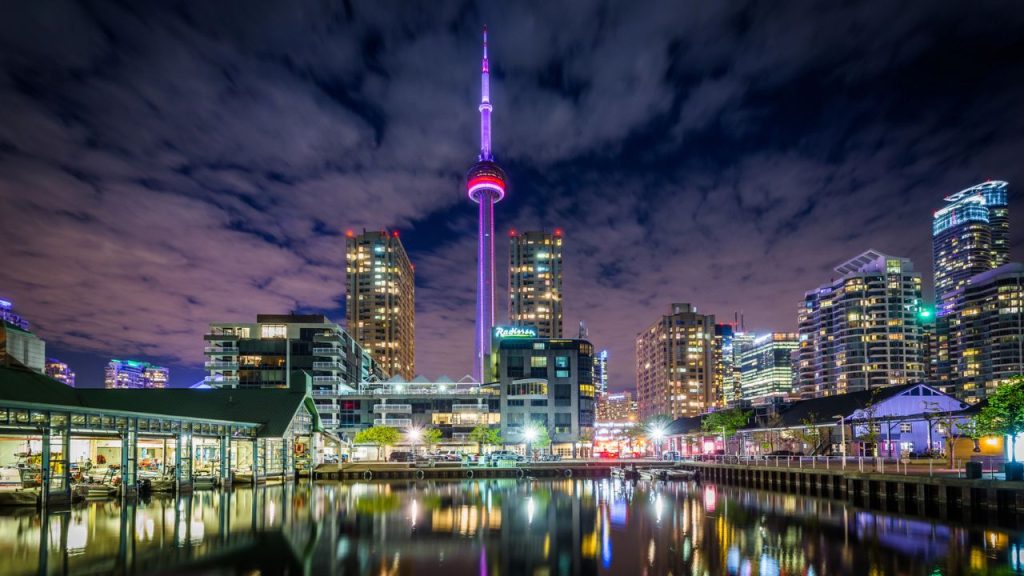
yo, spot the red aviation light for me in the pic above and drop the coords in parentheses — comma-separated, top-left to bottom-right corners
(553, 228, 563, 237)
(345, 229, 355, 238)
(392, 230, 399, 238)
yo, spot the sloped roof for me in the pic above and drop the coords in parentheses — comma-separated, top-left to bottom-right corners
(0, 366, 312, 437)
(762, 383, 925, 428)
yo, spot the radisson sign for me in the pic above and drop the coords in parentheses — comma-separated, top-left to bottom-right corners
(493, 326, 538, 339)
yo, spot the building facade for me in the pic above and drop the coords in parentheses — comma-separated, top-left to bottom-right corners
(0, 320, 45, 373)
(0, 299, 29, 331)
(45, 358, 75, 387)
(104, 359, 168, 389)
(493, 329, 595, 455)
(949, 263, 1024, 403)
(739, 333, 798, 404)
(797, 251, 926, 398)
(595, 391, 638, 423)
(509, 230, 564, 338)
(635, 303, 715, 419)
(933, 181, 1009, 316)
(330, 376, 500, 453)
(711, 324, 736, 408)
(345, 229, 415, 379)
(204, 314, 380, 402)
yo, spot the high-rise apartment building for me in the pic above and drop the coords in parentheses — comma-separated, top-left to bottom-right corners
(105, 359, 168, 389)
(509, 230, 564, 338)
(205, 314, 382, 430)
(593, 349, 608, 399)
(933, 181, 1010, 394)
(345, 229, 415, 379)
(739, 333, 799, 404)
(711, 324, 735, 408)
(797, 251, 926, 398)
(45, 358, 75, 387)
(635, 303, 715, 419)
(933, 181, 1009, 317)
(949, 263, 1024, 403)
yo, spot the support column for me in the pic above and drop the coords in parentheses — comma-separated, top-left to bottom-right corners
(220, 435, 231, 488)
(40, 432, 51, 509)
(251, 437, 259, 486)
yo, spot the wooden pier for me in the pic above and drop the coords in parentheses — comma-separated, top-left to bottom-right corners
(313, 460, 663, 482)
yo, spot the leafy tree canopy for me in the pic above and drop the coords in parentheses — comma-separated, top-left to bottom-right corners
(701, 409, 750, 437)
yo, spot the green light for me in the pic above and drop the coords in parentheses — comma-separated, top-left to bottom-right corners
(918, 308, 933, 320)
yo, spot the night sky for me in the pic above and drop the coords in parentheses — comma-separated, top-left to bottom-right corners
(2, 2, 1023, 390)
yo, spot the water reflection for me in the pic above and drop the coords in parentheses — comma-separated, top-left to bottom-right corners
(0, 479, 1021, 575)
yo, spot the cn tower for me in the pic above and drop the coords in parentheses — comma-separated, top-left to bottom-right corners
(467, 25, 507, 382)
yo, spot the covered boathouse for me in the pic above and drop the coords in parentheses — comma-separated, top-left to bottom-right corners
(0, 365, 321, 506)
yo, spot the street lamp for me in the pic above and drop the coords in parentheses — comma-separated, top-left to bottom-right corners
(524, 426, 538, 460)
(650, 425, 666, 459)
(406, 426, 423, 456)
(833, 415, 846, 470)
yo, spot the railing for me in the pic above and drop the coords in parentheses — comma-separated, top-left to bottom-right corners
(313, 347, 341, 356)
(689, 454, 960, 476)
(204, 361, 238, 369)
(373, 403, 412, 414)
(313, 361, 344, 371)
(204, 347, 239, 355)
(203, 376, 239, 383)
(313, 376, 343, 384)
(452, 404, 489, 413)
(373, 418, 412, 428)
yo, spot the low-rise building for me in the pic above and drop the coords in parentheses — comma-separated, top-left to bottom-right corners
(492, 327, 595, 456)
(0, 320, 45, 374)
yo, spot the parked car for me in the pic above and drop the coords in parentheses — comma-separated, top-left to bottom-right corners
(388, 451, 415, 463)
(662, 451, 681, 461)
(435, 450, 462, 462)
(486, 450, 524, 464)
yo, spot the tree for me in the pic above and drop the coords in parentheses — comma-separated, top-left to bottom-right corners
(469, 424, 502, 455)
(854, 388, 883, 457)
(422, 428, 443, 452)
(701, 409, 751, 455)
(793, 412, 823, 455)
(977, 376, 1024, 462)
(353, 426, 401, 460)
(533, 427, 552, 452)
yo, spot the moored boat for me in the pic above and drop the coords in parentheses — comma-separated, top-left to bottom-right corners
(0, 489, 39, 507)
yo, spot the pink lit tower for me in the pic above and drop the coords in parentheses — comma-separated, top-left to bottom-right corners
(467, 26, 507, 382)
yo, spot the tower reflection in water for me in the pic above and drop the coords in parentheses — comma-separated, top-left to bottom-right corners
(0, 479, 1020, 575)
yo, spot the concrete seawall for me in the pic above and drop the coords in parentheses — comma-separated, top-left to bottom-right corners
(678, 461, 1024, 525)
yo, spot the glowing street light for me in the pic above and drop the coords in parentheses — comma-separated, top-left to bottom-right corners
(524, 426, 539, 461)
(648, 423, 668, 458)
(406, 426, 423, 455)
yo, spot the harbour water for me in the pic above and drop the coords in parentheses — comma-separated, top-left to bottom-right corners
(0, 478, 1020, 575)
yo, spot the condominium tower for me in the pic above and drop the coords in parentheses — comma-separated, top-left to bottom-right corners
(797, 251, 926, 398)
(345, 229, 415, 379)
(948, 263, 1024, 403)
(635, 303, 715, 419)
(509, 230, 564, 338)
(739, 333, 799, 404)
(105, 359, 168, 389)
(45, 358, 75, 387)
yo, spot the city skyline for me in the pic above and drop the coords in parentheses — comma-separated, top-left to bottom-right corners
(1, 2, 1023, 389)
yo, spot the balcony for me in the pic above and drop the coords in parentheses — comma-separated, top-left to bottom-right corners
(313, 361, 344, 371)
(204, 332, 240, 341)
(373, 403, 412, 414)
(453, 404, 489, 413)
(311, 389, 337, 396)
(313, 347, 341, 356)
(313, 376, 343, 385)
(204, 347, 239, 355)
(204, 361, 239, 370)
(373, 418, 412, 428)
(204, 376, 239, 384)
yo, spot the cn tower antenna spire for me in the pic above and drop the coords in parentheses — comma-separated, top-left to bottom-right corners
(479, 25, 492, 161)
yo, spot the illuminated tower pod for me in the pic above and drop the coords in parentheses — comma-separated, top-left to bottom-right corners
(467, 26, 507, 382)
(509, 230, 564, 338)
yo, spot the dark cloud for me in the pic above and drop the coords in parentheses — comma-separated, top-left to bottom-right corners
(1, 0, 1023, 388)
